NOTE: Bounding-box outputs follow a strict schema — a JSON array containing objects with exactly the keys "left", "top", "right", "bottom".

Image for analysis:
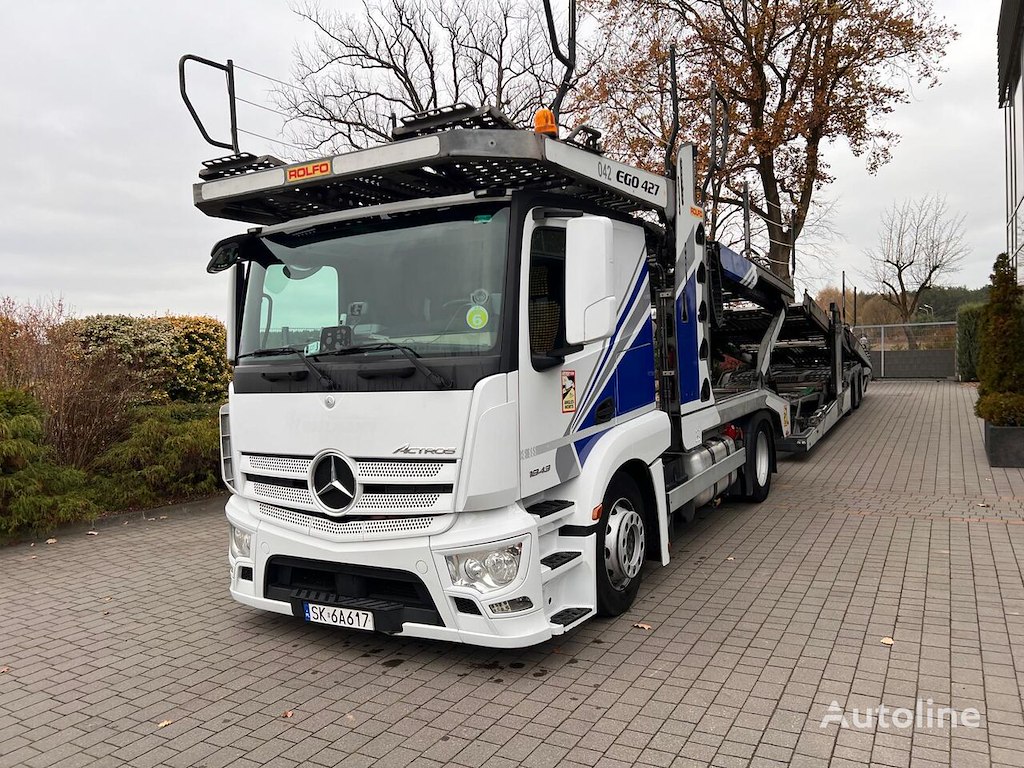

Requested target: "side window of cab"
[{"left": 528, "top": 227, "right": 567, "bottom": 368}]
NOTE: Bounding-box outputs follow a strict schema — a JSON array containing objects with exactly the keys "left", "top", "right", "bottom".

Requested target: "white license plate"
[{"left": 304, "top": 602, "right": 375, "bottom": 631}]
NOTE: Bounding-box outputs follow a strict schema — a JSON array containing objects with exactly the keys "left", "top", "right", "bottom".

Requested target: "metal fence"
[{"left": 850, "top": 322, "right": 958, "bottom": 379}]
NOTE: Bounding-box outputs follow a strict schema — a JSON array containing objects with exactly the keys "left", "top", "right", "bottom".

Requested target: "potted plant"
[{"left": 975, "top": 253, "right": 1024, "bottom": 467}]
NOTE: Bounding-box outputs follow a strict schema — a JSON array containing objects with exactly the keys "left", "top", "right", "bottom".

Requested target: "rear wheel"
[
  {"left": 741, "top": 418, "right": 774, "bottom": 503},
  {"left": 596, "top": 474, "right": 647, "bottom": 616},
  {"left": 851, "top": 373, "right": 863, "bottom": 410}
]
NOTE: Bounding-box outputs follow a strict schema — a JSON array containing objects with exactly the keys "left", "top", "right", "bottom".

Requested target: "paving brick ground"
[{"left": 2, "top": 380, "right": 1024, "bottom": 768}]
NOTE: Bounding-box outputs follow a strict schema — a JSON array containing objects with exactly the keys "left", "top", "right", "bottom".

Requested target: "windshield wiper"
[
  {"left": 236, "top": 346, "right": 338, "bottom": 390},
  {"left": 313, "top": 343, "right": 453, "bottom": 389}
]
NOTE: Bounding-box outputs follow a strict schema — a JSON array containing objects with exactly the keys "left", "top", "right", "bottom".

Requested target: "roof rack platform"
[{"left": 193, "top": 130, "right": 670, "bottom": 226}]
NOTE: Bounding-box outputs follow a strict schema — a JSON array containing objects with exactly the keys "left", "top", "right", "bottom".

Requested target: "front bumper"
[{"left": 225, "top": 495, "right": 555, "bottom": 648}]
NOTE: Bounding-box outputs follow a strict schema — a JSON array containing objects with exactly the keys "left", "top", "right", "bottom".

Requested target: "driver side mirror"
[{"left": 565, "top": 216, "right": 616, "bottom": 345}]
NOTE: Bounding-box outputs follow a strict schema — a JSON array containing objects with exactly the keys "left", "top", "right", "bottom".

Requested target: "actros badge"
[{"left": 393, "top": 444, "right": 456, "bottom": 456}]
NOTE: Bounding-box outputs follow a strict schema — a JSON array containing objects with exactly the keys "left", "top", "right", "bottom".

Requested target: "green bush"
[
  {"left": 0, "top": 302, "right": 228, "bottom": 539},
  {"left": 0, "top": 389, "right": 222, "bottom": 540},
  {"left": 976, "top": 254, "right": 1024, "bottom": 397},
  {"left": 956, "top": 303, "right": 984, "bottom": 382},
  {"left": 71, "top": 314, "right": 176, "bottom": 397},
  {"left": 975, "top": 392, "right": 1024, "bottom": 427},
  {"left": 975, "top": 253, "right": 1024, "bottom": 427},
  {"left": 0, "top": 389, "right": 97, "bottom": 539},
  {"left": 73, "top": 314, "right": 230, "bottom": 404},
  {"left": 91, "top": 402, "right": 222, "bottom": 510},
  {"left": 161, "top": 316, "right": 231, "bottom": 403}
]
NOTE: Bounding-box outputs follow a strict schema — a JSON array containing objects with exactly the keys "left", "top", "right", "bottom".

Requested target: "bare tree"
[
  {"left": 866, "top": 195, "right": 968, "bottom": 339},
  {"left": 277, "top": 0, "right": 590, "bottom": 153}
]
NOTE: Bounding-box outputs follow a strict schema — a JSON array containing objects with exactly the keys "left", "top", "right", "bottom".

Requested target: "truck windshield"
[{"left": 238, "top": 205, "right": 510, "bottom": 359}]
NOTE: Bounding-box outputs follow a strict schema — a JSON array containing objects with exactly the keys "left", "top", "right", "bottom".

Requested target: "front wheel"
[
  {"left": 596, "top": 474, "right": 647, "bottom": 616},
  {"left": 741, "top": 418, "right": 774, "bottom": 503}
]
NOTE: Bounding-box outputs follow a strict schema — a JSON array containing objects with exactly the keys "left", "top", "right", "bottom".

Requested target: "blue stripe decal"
[
  {"left": 576, "top": 263, "right": 649, "bottom": 417},
  {"left": 574, "top": 321, "right": 655, "bottom": 467},
  {"left": 676, "top": 273, "right": 700, "bottom": 404},
  {"left": 574, "top": 431, "right": 604, "bottom": 466},
  {"left": 615, "top": 318, "right": 655, "bottom": 414}
]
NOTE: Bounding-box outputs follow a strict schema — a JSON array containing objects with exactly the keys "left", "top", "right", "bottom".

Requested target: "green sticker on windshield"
[{"left": 466, "top": 305, "right": 489, "bottom": 330}]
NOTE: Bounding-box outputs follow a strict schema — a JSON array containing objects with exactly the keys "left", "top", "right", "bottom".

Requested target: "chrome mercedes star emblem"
[{"left": 309, "top": 451, "right": 359, "bottom": 515}]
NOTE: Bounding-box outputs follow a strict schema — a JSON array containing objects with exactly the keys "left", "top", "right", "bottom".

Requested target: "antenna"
[
  {"left": 742, "top": 182, "right": 751, "bottom": 257},
  {"left": 842, "top": 271, "right": 847, "bottom": 324},
  {"left": 664, "top": 44, "right": 680, "bottom": 178},
  {"left": 179, "top": 54, "right": 240, "bottom": 153},
  {"left": 543, "top": 0, "right": 577, "bottom": 123}
]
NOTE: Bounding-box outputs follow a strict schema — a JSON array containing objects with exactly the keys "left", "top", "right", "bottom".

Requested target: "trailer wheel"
[
  {"left": 852, "top": 373, "right": 862, "bottom": 410},
  {"left": 741, "top": 418, "right": 774, "bottom": 503},
  {"left": 596, "top": 473, "right": 646, "bottom": 616}
]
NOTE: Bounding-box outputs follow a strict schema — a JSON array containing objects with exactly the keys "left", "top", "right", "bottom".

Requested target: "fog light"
[
  {"left": 229, "top": 525, "right": 252, "bottom": 558},
  {"left": 489, "top": 597, "right": 533, "bottom": 614},
  {"left": 445, "top": 540, "right": 524, "bottom": 593}
]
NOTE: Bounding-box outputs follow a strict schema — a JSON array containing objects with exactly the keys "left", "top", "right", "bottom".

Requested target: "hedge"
[
  {"left": 977, "top": 256, "right": 1024, "bottom": 392},
  {"left": 0, "top": 389, "right": 97, "bottom": 538},
  {"left": 73, "top": 314, "right": 231, "bottom": 404},
  {"left": 0, "top": 389, "right": 221, "bottom": 540},
  {"left": 956, "top": 303, "right": 983, "bottom": 382}
]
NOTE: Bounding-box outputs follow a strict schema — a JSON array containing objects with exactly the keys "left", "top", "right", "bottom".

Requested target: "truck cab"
[{"left": 191, "top": 104, "right": 803, "bottom": 647}]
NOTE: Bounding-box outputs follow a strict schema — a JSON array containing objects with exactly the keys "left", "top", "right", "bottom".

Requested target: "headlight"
[
  {"left": 445, "top": 540, "right": 523, "bottom": 593},
  {"left": 229, "top": 525, "right": 252, "bottom": 558}
]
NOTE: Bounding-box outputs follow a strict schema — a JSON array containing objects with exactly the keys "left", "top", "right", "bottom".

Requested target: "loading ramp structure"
[{"left": 713, "top": 293, "right": 872, "bottom": 453}]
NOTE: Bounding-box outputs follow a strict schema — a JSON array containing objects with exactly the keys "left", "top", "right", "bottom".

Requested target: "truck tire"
[
  {"left": 741, "top": 418, "right": 774, "bottom": 503},
  {"left": 852, "top": 373, "right": 862, "bottom": 410},
  {"left": 596, "top": 473, "right": 646, "bottom": 616}
]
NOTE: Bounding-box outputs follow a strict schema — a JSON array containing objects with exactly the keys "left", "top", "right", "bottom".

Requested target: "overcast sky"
[{"left": 0, "top": 0, "right": 1004, "bottom": 319}]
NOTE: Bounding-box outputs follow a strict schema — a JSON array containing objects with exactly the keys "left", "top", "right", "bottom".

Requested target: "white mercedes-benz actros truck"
[{"left": 180, "top": 56, "right": 866, "bottom": 647}]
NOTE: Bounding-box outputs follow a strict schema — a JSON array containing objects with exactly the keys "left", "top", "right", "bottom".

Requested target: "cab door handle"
[{"left": 595, "top": 397, "right": 615, "bottom": 424}]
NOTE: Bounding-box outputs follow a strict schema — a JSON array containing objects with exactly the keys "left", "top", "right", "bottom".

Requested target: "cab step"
[
  {"left": 527, "top": 499, "right": 577, "bottom": 537},
  {"left": 549, "top": 606, "right": 593, "bottom": 629},
  {"left": 527, "top": 499, "right": 573, "bottom": 517},
  {"left": 541, "top": 551, "right": 582, "bottom": 570},
  {"left": 540, "top": 550, "right": 584, "bottom": 584}
]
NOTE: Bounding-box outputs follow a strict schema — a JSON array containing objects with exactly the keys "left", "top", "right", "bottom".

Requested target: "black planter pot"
[{"left": 984, "top": 421, "right": 1024, "bottom": 468}]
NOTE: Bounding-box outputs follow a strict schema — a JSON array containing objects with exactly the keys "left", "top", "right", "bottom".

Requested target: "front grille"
[
  {"left": 266, "top": 556, "right": 442, "bottom": 626},
  {"left": 252, "top": 481, "right": 314, "bottom": 507},
  {"left": 241, "top": 454, "right": 454, "bottom": 481},
  {"left": 257, "top": 503, "right": 444, "bottom": 540},
  {"left": 242, "top": 453, "right": 457, "bottom": 514},
  {"left": 357, "top": 461, "right": 445, "bottom": 479},
  {"left": 247, "top": 455, "right": 311, "bottom": 474},
  {"left": 354, "top": 493, "right": 441, "bottom": 510}
]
